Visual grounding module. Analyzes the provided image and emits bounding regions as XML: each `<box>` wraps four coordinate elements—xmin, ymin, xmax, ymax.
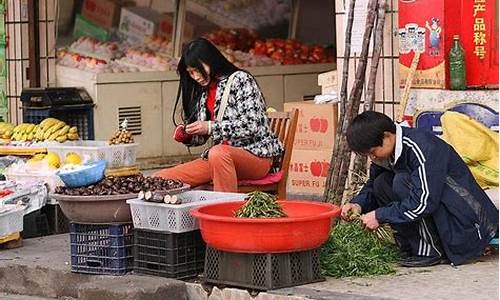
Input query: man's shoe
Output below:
<box><xmin>399</xmin><ymin>249</ymin><xmax>412</xmax><ymax>260</ymax></box>
<box><xmin>399</xmin><ymin>255</ymin><xmax>443</xmax><ymax>267</ymax></box>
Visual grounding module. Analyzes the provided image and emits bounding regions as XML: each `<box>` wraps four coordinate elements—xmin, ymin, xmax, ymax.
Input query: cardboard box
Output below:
<box><xmin>317</xmin><ymin>70</ymin><xmax>338</xmax><ymax>88</ymax></box>
<box><xmin>73</xmin><ymin>14</ymin><xmax>111</xmax><ymax>42</ymax></box>
<box><xmin>398</xmin><ymin>0</ymin><xmax>460</xmax><ymax>89</ymax></box>
<box><xmin>284</xmin><ymin>101</ymin><xmax>338</xmax><ymax>151</ymax></box>
<box><xmin>286</xmin><ymin>149</ymin><xmax>332</xmax><ymax>198</ymax></box>
<box><xmin>119</xmin><ymin>6</ymin><xmax>163</xmax><ymax>44</ymax></box>
<box><xmin>81</xmin><ymin>0</ymin><xmax>121</xmax><ymax>29</ymax></box>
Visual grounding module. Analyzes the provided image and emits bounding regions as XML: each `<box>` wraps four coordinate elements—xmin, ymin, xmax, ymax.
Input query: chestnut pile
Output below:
<box><xmin>54</xmin><ymin>175</ymin><xmax>183</xmax><ymax>196</ymax></box>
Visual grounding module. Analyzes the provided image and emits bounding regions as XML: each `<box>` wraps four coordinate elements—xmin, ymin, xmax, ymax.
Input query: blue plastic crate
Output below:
<box><xmin>70</xmin><ymin>222</ymin><xmax>133</xmax><ymax>275</ymax></box>
<box><xmin>23</xmin><ymin>104</ymin><xmax>94</xmax><ymax>140</ymax></box>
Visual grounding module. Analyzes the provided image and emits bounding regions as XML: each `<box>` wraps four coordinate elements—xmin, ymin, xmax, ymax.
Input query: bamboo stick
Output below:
<box><xmin>324</xmin><ymin>0</ymin><xmax>357</xmax><ymax>202</ymax></box>
<box><xmin>332</xmin><ymin>0</ymin><xmax>379</xmax><ymax>205</ymax></box>
<box><xmin>351</xmin><ymin>0</ymin><xmax>387</xmax><ymax>189</ymax></box>
<box><xmin>398</xmin><ymin>51</ymin><xmax>421</xmax><ymax>122</ymax></box>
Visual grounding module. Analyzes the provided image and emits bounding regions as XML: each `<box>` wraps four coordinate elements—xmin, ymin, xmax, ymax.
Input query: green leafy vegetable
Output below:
<box><xmin>235</xmin><ymin>191</ymin><xmax>287</xmax><ymax>218</ymax></box>
<box><xmin>320</xmin><ymin>221</ymin><xmax>399</xmax><ymax>278</ymax></box>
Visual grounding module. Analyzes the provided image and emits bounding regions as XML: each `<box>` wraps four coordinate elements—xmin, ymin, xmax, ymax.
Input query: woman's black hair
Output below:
<box><xmin>346</xmin><ymin>111</ymin><xmax>396</xmax><ymax>154</ymax></box>
<box><xmin>173</xmin><ymin>38</ymin><xmax>240</xmax><ymax>125</ymax></box>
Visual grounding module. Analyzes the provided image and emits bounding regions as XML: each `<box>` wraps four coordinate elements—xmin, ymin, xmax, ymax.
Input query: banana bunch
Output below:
<box><xmin>10</xmin><ymin>118</ymin><xmax>80</xmax><ymax>143</ymax></box>
<box><xmin>34</xmin><ymin>118</ymin><xmax>79</xmax><ymax>143</ymax></box>
<box><xmin>0</xmin><ymin>122</ymin><xmax>15</xmax><ymax>139</ymax></box>
<box><xmin>10</xmin><ymin>123</ymin><xmax>38</xmax><ymax>142</ymax></box>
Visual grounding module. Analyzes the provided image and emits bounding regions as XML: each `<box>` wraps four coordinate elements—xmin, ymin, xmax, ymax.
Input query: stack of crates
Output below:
<box><xmin>69</xmin><ymin>222</ymin><xmax>134</xmax><ymax>275</ymax></box>
<box><xmin>127</xmin><ymin>191</ymin><xmax>245</xmax><ymax>279</ymax></box>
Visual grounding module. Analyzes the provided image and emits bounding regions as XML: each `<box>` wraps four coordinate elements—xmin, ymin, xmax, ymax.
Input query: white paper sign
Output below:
<box><xmin>345</xmin><ymin>0</ymin><xmax>370</xmax><ymax>54</ymax></box>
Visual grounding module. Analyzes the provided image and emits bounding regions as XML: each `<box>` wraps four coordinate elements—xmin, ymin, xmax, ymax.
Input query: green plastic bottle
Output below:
<box><xmin>449</xmin><ymin>35</ymin><xmax>466</xmax><ymax>90</ymax></box>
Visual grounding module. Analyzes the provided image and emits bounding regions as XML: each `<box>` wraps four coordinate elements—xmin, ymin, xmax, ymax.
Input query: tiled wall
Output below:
<box><xmin>335</xmin><ymin>0</ymin><xmax>400</xmax><ymax>119</ymax></box>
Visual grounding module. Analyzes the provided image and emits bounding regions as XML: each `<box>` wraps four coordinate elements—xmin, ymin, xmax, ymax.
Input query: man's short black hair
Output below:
<box><xmin>346</xmin><ymin>111</ymin><xmax>396</xmax><ymax>153</ymax></box>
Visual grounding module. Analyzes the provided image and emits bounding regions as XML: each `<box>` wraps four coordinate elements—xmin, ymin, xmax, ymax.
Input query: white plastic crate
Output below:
<box><xmin>0</xmin><ymin>205</ymin><xmax>24</xmax><ymax>236</ymax></box>
<box><xmin>126</xmin><ymin>190</ymin><xmax>245</xmax><ymax>233</ymax></box>
<box><xmin>42</xmin><ymin>141</ymin><xmax>138</xmax><ymax>168</ymax></box>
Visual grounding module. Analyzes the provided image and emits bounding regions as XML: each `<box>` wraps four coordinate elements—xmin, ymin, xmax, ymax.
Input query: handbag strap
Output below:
<box><xmin>216</xmin><ymin>72</ymin><xmax>238</xmax><ymax>122</ymax></box>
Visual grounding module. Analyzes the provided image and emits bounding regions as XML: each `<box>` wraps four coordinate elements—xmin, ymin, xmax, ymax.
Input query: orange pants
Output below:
<box><xmin>153</xmin><ymin>144</ymin><xmax>273</xmax><ymax>192</ymax></box>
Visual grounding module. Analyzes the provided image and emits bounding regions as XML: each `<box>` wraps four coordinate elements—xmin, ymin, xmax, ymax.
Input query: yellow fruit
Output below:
<box><xmin>12</xmin><ymin>124</ymin><xmax>22</xmax><ymax>133</ymax></box>
<box><xmin>49</xmin><ymin>121</ymin><xmax>66</xmax><ymax>134</ymax></box>
<box><xmin>64</xmin><ymin>152</ymin><xmax>81</xmax><ymax>165</ymax></box>
<box><xmin>3</xmin><ymin>130</ymin><xmax>12</xmax><ymax>138</ymax></box>
<box><xmin>48</xmin><ymin>132</ymin><xmax>59</xmax><ymax>141</ymax></box>
<box><xmin>67</xmin><ymin>133</ymin><xmax>79</xmax><ymax>140</ymax></box>
<box><xmin>43</xmin><ymin>129</ymin><xmax>53</xmax><ymax>140</ymax></box>
<box><xmin>44</xmin><ymin>152</ymin><xmax>60</xmax><ymax>168</ymax></box>
<box><xmin>69</xmin><ymin>126</ymin><xmax>78</xmax><ymax>134</ymax></box>
<box><xmin>57</xmin><ymin>125</ymin><xmax>70</xmax><ymax>136</ymax></box>
<box><xmin>56</xmin><ymin>135</ymin><xmax>67</xmax><ymax>143</ymax></box>
<box><xmin>32</xmin><ymin>153</ymin><xmax>46</xmax><ymax>161</ymax></box>
<box><xmin>25</xmin><ymin>124</ymin><xmax>36</xmax><ymax>134</ymax></box>
<box><xmin>40</xmin><ymin>118</ymin><xmax>58</xmax><ymax>130</ymax></box>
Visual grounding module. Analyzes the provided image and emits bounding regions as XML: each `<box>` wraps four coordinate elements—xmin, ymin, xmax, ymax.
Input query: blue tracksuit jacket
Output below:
<box><xmin>352</xmin><ymin>126</ymin><xmax>499</xmax><ymax>265</ymax></box>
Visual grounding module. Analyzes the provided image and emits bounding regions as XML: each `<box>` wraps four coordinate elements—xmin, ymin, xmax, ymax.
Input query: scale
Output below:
<box><xmin>20</xmin><ymin>87</ymin><xmax>93</xmax><ymax>108</ymax></box>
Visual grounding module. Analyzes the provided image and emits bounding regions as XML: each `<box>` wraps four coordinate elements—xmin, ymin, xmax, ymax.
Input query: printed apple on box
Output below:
<box><xmin>286</xmin><ymin>149</ymin><xmax>333</xmax><ymax>197</ymax></box>
<box><xmin>284</xmin><ymin>101</ymin><xmax>338</xmax><ymax>151</ymax></box>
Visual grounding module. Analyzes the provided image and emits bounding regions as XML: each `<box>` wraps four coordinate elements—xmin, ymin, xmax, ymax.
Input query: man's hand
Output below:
<box><xmin>361</xmin><ymin>211</ymin><xmax>380</xmax><ymax>231</ymax></box>
<box><xmin>185</xmin><ymin>121</ymin><xmax>209</xmax><ymax>135</ymax></box>
<box><xmin>341</xmin><ymin>203</ymin><xmax>362</xmax><ymax>221</ymax></box>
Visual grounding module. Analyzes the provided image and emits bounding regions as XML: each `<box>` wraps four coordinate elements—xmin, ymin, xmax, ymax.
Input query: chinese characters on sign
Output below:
<box><xmin>473</xmin><ymin>0</ymin><xmax>487</xmax><ymax>59</ymax></box>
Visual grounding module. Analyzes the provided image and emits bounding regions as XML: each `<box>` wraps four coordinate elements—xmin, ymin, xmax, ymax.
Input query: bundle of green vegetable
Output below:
<box><xmin>320</xmin><ymin>221</ymin><xmax>399</xmax><ymax>278</ymax></box>
<box><xmin>235</xmin><ymin>191</ymin><xmax>287</xmax><ymax>218</ymax></box>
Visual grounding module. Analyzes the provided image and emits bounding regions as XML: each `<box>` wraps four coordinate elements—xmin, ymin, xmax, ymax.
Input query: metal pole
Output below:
<box><xmin>288</xmin><ymin>0</ymin><xmax>300</xmax><ymax>39</ymax></box>
<box><xmin>173</xmin><ymin>0</ymin><xmax>186</xmax><ymax>57</ymax></box>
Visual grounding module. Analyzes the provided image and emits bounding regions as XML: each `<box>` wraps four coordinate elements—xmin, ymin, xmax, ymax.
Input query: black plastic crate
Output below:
<box><xmin>42</xmin><ymin>204</ymin><xmax>69</xmax><ymax>234</ymax></box>
<box><xmin>70</xmin><ymin>223</ymin><xmax>133</xmax><ymax>275</ymax></box>
<box><xmin>23</xmin><ymin>104</ymin><xmax>94</xmax><ymax>140</ymax></box>
<box><xmin>21</xmin><ymin>210</ymin><xmax>50</xmax><ymax>239</ymax></box>
<box><xmin>133</xmin><ymin>229</ymin><xmax>206</xmax><ymax>279</ymax></box>
<box><xmin>204</xmin><ymin>247</ymin><xmax>324</xmax><ymax>290</ymax></box>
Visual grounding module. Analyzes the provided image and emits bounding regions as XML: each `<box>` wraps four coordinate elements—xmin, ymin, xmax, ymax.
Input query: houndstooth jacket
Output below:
<box><xmin>188</xmin><ymin>70</ymin><xmax>283</xmax><ymax>159</ymax></box>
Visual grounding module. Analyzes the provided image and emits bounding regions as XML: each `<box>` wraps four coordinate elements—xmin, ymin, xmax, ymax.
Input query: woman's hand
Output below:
<box><xmin>185</xmin><ymin>121</ymin><xmax>209</xmax><ymax>135</ymax></box>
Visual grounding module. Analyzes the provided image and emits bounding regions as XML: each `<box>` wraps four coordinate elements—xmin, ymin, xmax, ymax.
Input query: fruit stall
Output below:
<box><xmin>53</xmin><ymin>0</ymin><xmax>336</xmax><ymax>159</ymax></box>
<box><xmin>0</xmin><ymin>112</ymin><xmax>347</xmax><ymax>288</ymax></box>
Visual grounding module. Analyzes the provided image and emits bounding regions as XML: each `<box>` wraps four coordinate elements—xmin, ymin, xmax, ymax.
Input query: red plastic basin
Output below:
<box><xmin>190</xmin><ymin>200</ymin><xmax>341</xmax><ymax>253</ymax></box>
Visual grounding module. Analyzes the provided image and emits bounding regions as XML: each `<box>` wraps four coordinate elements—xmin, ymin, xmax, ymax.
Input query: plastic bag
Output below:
<box><xmin>441</xmin><ymin>111</ymin><xmax>499</xmax><ymax>189</ymax></box>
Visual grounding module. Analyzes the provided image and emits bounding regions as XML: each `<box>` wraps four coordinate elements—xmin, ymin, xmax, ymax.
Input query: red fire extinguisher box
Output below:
<box><xmin>461</xmin><ymin>0</ymin><xmax>499</xmax><ymax>88</ymax></box>
<box><xmin>399</xmin><ymin>0</ymin><xmax>461</xmax><ymax>89</ymax></box>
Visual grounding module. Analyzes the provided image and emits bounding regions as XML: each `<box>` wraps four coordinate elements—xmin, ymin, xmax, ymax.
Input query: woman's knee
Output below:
<box><xmin>152</xmin><ymin>168</ymin><xmax>177</xmax><ymax>179</ymax></box>
<box><xmin>208</xmin><ymin>145</ymin><xmax>232</xmax><ymax>163</ymax></box>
